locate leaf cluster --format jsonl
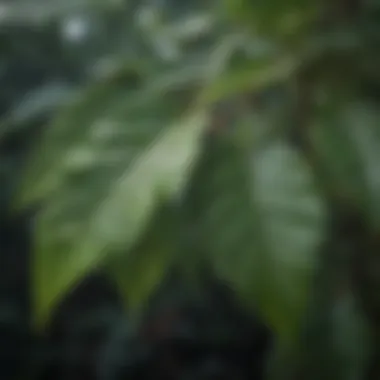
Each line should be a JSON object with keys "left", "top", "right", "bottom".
{"left": 2, "top": 0, "right": 380, "bottom": 378}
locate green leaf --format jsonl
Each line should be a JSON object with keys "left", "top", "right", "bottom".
{"left": 16, "top": 69, "right": 144, "bottom": 209}
{"left": 28, "top": 78, "right": 209, "bottom": 327}
{"left": 107, "top": 202, "right": 178, "bottom": 314}
{"left": 199, "top": 56, "right": 298, "bottom": 106}
{"left": 310, "top": 102, "right": 380, "bottom": 230}
{"left": 186, "top": 133, "right": 326, "bottom": 341}
{"left": 222, "top": 0, "right": 320, "bottom": 39}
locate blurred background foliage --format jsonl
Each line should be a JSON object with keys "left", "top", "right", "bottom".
{"left": 1, "top": 0, "right": 380, "bottom": 379}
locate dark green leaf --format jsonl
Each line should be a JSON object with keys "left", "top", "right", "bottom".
{"left": 107, "top": 202, "right": 178, "bottom": 313}
{"left": 186, "top": 132, "right": 326, "bottom": 340}
{"left": 310, "top": 102, "right": 380, "bottom": 230}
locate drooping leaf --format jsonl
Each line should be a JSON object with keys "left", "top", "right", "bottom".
{"left": 185, "top": 130, "right": 326, "bottom": 341}
{"left": 310, "top": 102, "right": 380, "bottom": 230}
{"left": 28, "top": 77, "right": 209, "bottom": 326}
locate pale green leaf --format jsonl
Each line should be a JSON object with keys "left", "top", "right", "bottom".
{"left": 30, "top": 83, "right": 209, "bottom": 326}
